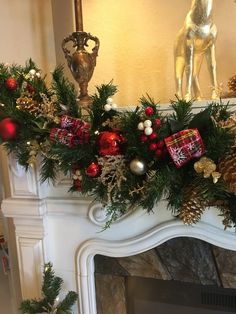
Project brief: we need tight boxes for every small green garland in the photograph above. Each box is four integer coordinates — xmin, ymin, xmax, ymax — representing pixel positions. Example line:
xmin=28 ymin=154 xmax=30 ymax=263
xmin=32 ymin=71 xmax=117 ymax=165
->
xmin=0 ymin=60 xmax=236 ymax=228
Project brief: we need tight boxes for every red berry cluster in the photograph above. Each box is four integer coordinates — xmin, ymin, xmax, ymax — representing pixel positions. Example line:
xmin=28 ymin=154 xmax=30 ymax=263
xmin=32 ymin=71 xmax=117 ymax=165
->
xmin=140 ymin=107 xmax=167 ymax=158
xmin=72 ymin=168 xmax=82 ymax=191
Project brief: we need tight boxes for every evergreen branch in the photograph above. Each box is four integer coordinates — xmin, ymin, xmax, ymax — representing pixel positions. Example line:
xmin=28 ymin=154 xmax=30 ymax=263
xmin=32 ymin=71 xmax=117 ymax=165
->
xmin=57 ymin=291 xmax=78 ymax=313
xmin=20 ymin=263 xmax=78 ymax=314
xmin=52 ymin=66 xmax=78 ymax=117
xmin=168 ymin=98 xmax=193 ymax=132
xmin=205 ymin=124 xmax=235 ymax=161
xmin=40 ymin=156 xmax=59 ymax=183
xmin=208 ymin=100 xmax=234 ymax=122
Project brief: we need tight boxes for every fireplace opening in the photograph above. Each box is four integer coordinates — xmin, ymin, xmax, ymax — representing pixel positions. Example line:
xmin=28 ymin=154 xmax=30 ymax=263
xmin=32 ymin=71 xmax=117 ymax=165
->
xmin=94 ymin=237 xmax=236 ymax=314
xmin=126 ymin=276 xmax=236 ymax=313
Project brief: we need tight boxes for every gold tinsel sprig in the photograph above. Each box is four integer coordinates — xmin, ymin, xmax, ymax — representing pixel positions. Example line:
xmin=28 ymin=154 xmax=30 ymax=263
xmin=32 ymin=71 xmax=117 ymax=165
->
xmin=97 ymin=155 xmax=127 ymax=204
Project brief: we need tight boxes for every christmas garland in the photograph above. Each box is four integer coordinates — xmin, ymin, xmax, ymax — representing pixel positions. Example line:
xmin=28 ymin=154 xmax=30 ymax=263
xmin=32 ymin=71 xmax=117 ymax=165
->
xmin=1 ymin=60 xmax=236 ymax=229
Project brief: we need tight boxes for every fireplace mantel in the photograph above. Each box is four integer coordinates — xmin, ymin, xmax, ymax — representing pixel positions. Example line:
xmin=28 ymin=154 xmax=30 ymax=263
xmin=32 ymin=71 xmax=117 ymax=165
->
xmin=2 ymin=100 xmax=236 ymax=314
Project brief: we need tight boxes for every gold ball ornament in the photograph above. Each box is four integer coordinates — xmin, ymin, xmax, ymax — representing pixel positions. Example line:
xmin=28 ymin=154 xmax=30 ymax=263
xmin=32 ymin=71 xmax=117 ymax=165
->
xmin=129 ymin=158 xmax=147 ymax=175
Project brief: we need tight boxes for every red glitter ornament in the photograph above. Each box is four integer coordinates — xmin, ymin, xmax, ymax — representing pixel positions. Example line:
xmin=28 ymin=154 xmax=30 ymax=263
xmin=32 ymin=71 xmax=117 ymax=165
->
xmin=5 ymin=77 xmax=18 ymax=91
xmin=0 ymin=118 xmax=18 ymax=141
xmin=145 ymin=106 xmax=154 ymax=116
xmin=98 ymin=131 xmax=123 ymax=156
xmin=85 ymin=162 xmax=101 ymax=178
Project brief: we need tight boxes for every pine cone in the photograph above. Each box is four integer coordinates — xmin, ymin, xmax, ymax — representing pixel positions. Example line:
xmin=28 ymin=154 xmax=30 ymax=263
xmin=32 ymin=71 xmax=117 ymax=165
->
xmin=218 ymin=153 xmax=236 ymax=194
xmin=179 ymin=188 xmax=207 ymax=225
xmin=228 ymin=75 xmax=236 ymax=93
xmin=216 ymin=201 xmax=233 ymax=230
xmin=16 ymin=96 xmax=42 ymax=115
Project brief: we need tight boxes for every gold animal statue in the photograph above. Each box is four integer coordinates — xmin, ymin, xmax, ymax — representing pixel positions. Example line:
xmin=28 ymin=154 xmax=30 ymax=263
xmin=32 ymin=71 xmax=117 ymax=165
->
xmin=174 ymin=0 xmax=219 ymax=101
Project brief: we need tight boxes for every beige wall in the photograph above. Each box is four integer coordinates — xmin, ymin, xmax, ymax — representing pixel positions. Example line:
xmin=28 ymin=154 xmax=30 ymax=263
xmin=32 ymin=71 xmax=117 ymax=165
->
xmin=81 ymin=0 xmax=236 ymax=105
xmin=51 ymin=0 xmax=75 ymax=79
xmin=0 ymin=4 xmax=56 ymax=311
xmin=1 ymin=1 xmax=235 ymax=105
xmin=0 ymin=0 xmax=56 ymax=74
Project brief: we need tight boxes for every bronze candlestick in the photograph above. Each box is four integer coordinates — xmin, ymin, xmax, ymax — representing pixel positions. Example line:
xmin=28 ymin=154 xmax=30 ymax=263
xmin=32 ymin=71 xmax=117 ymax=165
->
xmin=62 ymin=0 xmax=100 ymax=107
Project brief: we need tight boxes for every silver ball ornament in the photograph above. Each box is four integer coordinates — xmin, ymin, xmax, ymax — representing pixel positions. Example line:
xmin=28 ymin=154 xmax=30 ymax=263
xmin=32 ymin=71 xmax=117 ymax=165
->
xmin=130 ymin=158 xmax=147 ymax=175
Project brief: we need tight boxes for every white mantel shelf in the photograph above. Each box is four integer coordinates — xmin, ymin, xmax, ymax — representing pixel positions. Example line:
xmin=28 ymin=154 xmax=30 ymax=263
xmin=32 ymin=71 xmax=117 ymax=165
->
xmin=2 ymin=99 xmax=236 ymax=314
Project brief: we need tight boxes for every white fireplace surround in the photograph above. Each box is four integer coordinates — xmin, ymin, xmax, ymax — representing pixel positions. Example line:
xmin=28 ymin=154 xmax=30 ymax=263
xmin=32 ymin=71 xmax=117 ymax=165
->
xmin=2 ymin=101 xmax=236 ymax=314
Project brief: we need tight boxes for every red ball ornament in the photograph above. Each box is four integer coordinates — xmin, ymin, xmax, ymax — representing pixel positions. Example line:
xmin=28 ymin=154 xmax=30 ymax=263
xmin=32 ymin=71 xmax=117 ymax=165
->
xmin=0 ymin=118 xmax=18 ymax=141
xmin=85 ymin=162 xmax=101 ymax=178
xmin=98 ymin=131 xmax=123 ymax=156
xmin=149 ymin=132 xmax=158 ymax=140
xmin=155 ymin=118 xmax=161 ymax=128
xmin=5 ymin=77 xmax=18 ymax=91
xmin=145 ymin=106 xmax=154 ymax=116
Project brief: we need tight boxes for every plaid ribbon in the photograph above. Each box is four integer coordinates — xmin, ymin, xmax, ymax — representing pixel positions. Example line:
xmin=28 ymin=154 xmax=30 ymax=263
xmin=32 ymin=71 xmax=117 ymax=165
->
xmin=50 ymin=115 xmax=90 ymax=147
xmin=164 ymin=128 xmax=205 ymax=168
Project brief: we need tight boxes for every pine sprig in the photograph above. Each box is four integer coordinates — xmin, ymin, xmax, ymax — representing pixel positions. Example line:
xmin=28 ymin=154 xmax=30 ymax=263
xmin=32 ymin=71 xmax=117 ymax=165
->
xmin=52 ymin=66 xmax=78 ymax=117
xmin=20 ymin=263 xmax=78 ymax=314
xmin=90 ymin=82 xmax=118 ymax=131
xmin=208 ymin=100 xmax=234 ymax=122
xmin=40 ymin=156 xmax=59 ymax=183
xmin=205 ymin=124 xmax=235 ymax=161
xmin=56 ymin=291 xmax=78 ymax=313
xmin=168 ymin=98 xmax=193 ymax=133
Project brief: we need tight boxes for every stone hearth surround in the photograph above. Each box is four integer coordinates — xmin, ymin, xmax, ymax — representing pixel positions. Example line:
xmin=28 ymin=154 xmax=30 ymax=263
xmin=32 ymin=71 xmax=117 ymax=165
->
xmin=2 ymin=101 xmax=236 ymax=314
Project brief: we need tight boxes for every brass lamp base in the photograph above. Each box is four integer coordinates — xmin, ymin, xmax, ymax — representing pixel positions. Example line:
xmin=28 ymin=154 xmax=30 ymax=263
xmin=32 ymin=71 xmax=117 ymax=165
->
xmin=62 ymin=31 xmax=100 ymax=108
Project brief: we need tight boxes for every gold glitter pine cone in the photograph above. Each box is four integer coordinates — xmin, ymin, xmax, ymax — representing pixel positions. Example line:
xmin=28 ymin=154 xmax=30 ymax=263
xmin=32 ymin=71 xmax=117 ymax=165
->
xmin=179 ymin=188 xmax=207 ymax=225
xmin=218 ymin=153 xmax=236 ymax=194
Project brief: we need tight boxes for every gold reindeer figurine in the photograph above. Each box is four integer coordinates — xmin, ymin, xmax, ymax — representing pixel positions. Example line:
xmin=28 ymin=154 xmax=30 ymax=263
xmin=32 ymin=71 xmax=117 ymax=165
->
xmin=174 ymin=0 xmax=219 ymax=101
